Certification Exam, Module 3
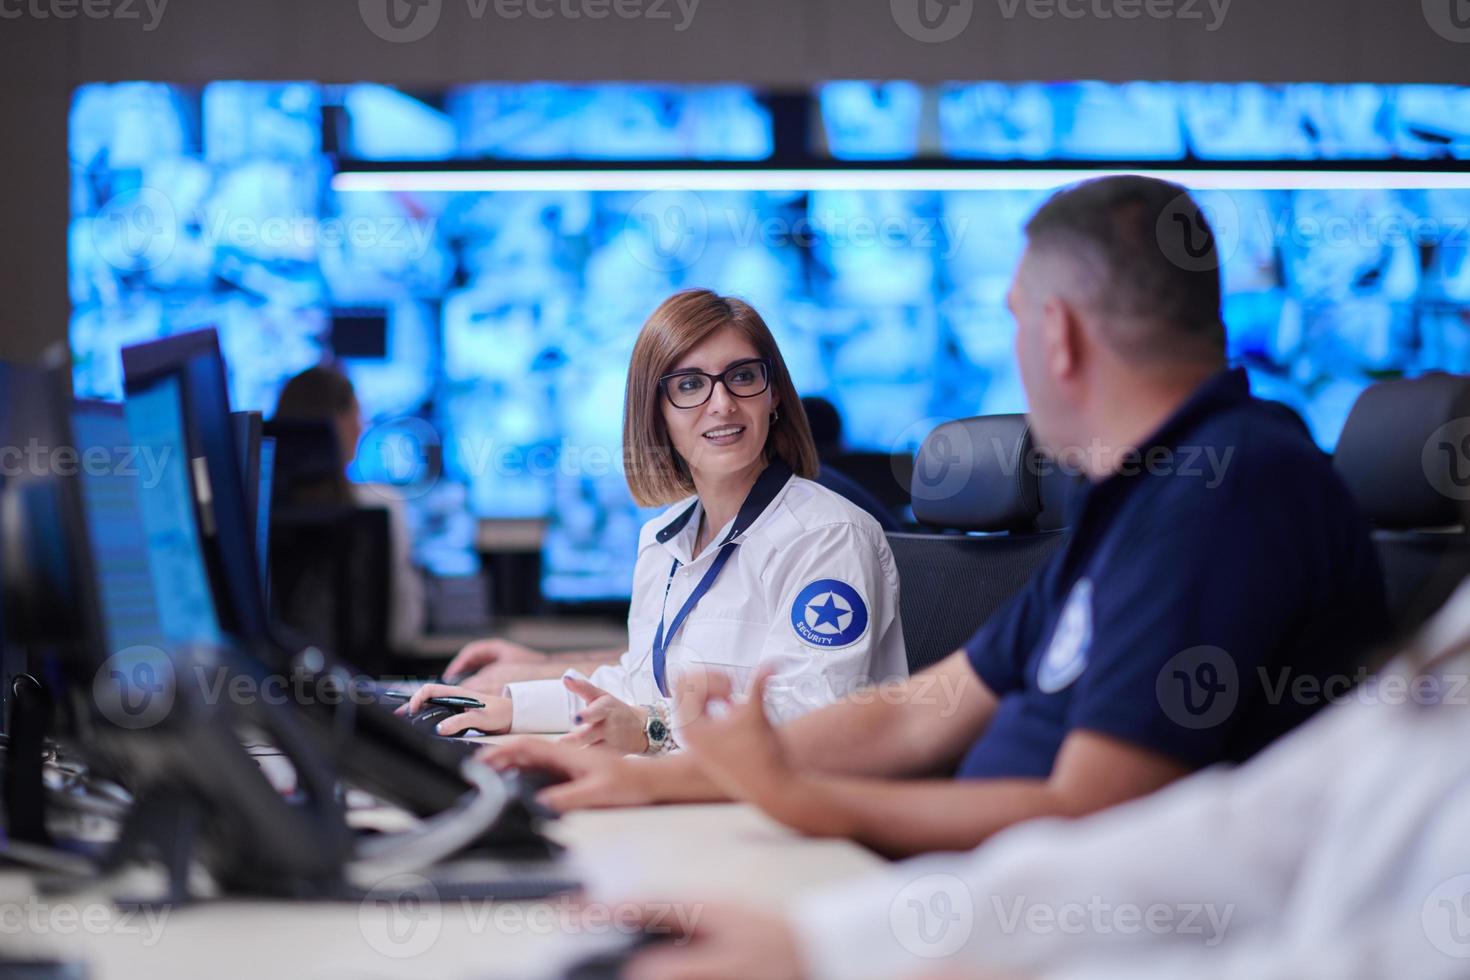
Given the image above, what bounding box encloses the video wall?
[69,81,1470,599]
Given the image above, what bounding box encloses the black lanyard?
[650,461,792,696]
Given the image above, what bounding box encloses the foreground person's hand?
[477,738,659,811]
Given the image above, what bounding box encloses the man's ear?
[1042,295,1083,381]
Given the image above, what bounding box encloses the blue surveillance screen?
[69,80,1470,600]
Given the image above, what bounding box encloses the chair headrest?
[1333,373,1470,530]
[910,414,1073,533]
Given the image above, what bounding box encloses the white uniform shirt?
[793,582,1470,980]
[505,472,908,733]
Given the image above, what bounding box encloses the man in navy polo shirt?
[481,176,1391,858]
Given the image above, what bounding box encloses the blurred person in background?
[273,365,426,650]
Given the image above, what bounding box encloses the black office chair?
[887,414,1074,673]
[264,419,396,674]
[1334,373,1470,635]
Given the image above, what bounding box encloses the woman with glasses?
[405,289,908,752]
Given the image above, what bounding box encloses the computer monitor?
[121,331,268,648]
[0,364,109,735]
[231,411,262,535]
[71,400,168,654]
[119,330,496,821]
[73,378,349,896]
[230,409,272,606]
[257,435,275,603]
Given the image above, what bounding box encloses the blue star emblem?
[791,580,869,648]
[806,593,850,632]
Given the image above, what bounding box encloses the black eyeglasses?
[658,358,772,410]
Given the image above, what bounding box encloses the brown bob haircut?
[623,289,819,507]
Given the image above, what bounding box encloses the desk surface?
[3,803,882,980]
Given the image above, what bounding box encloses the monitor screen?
[72,402,167,654]
[122,376,226,649]
[257,435,275,599]
[67,80,1470,602]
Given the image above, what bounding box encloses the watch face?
[648,718,669,743]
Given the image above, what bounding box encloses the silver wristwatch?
[643,702,675,754]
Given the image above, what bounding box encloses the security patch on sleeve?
[791,579,870,648]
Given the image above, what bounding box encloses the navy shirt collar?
[1135,366,1251,458]
[654,459,793,550]
[1066,366,1249,521]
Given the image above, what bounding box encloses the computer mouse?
[407,704,486,738]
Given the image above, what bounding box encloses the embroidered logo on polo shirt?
[1037,578,1093,693]
[791,579,870,648]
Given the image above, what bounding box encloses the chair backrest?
[270,505,393,675]
[1334,373,1470,634]
[889,414,1074,673]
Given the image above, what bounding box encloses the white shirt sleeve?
[744,520,906,726]
[504,656,645,733]
[790,701,1361,980]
